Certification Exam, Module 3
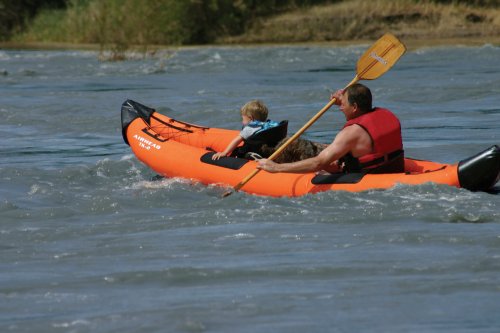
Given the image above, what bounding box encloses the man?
[257,83,404,174]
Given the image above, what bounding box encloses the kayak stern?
[458,145,500,191]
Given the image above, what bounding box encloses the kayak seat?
[200,152,250,170]
[232,120,288,159]
[311,172,365,185]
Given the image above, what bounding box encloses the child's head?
[240,100,268,122]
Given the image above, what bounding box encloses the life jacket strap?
[359,149,404,169]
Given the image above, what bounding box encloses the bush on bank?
[4,0,335,44]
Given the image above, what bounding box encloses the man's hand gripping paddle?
[223,33,406,197]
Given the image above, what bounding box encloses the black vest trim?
[360,149,404,169]
[340,150,405,174]
[233,120,288,158]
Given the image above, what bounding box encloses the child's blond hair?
[240,100,268,121]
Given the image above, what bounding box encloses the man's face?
[340,92,356,120]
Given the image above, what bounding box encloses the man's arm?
[257,125,364,173]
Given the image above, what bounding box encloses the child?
[212,100,278,160]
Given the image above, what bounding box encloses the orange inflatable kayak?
[121,100,500,197]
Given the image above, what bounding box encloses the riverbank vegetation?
[1,0,499,57]
[223,0,500,44]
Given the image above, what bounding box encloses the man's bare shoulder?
[340,123,369,140]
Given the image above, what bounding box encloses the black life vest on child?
[232,120,288,158]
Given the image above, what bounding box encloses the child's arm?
[212,135,244,160]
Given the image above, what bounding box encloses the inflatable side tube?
[458,145,500,191]
[121,99,156,145]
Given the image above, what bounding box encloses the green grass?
[12,9,67,43]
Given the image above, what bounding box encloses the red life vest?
[342,107,403,171]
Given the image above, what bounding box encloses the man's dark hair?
[345,83,372,112]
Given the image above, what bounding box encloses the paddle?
[223,33,406,197]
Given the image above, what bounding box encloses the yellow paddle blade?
[356,33,406,80]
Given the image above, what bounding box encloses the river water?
[1,43,499,332]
